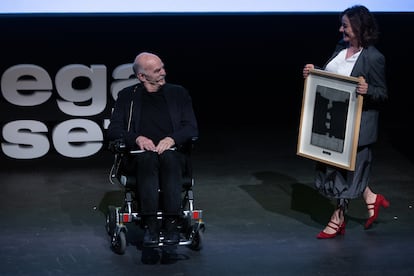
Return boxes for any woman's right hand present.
[303,64,314,78]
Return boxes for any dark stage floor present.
[1,124,413,276]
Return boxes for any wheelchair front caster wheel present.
[111,230,127,255]
[106,206,117,236]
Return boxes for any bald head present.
[133,52,166,92]
[133,52,161,75]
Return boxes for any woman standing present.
[302,5,389,239]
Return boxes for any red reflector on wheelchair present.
[192,210,202,219]
[122,214,131,222]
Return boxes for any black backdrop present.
[0,12,412,166]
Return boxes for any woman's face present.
[339,15,357,45]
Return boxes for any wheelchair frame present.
[105,139,205,255]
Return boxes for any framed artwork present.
[297,69,363,171]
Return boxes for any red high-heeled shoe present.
[364,194,390,229]
[316,221,346,239]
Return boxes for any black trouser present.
[133,150,185,217]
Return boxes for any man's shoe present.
[143,229,159,247]
[163,217,180,245]
[164,231,180,245]
[143,216,159,247]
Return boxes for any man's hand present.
[136,136,156,151]
[156,137,175,154]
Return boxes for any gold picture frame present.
[297,69,363,171]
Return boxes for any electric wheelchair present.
[105,137,205,255]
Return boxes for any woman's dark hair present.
[341,5,379,47]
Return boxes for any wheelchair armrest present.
[108,139,127,154]
[177,136,198,154]
[108,136,198,154]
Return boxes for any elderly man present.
[107,52,198,261]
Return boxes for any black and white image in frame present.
[311,85,350,153]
